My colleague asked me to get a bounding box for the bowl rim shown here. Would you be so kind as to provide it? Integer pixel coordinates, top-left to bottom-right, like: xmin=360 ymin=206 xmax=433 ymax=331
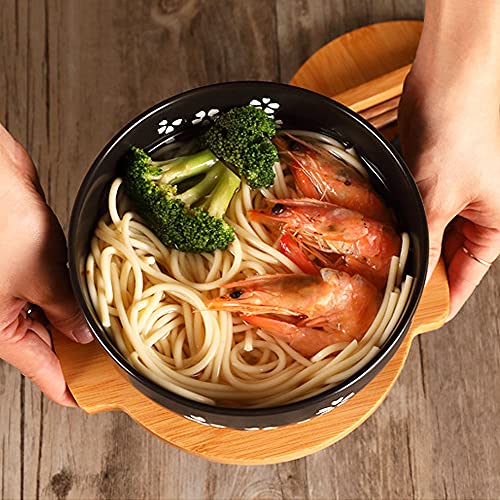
xmin=68 ymin=80 xmax=428 ymax=417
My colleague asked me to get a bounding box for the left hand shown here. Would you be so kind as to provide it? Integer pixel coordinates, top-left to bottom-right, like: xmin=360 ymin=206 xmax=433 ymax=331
xmin=399 ymin=67 xmax=500 ymax=320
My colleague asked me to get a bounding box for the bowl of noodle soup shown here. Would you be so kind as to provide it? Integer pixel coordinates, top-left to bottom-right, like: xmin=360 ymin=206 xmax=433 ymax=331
xmin=69 ymin=82 xmax=428 ymax=430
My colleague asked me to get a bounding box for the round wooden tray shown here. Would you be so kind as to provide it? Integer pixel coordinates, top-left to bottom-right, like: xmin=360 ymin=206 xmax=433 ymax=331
xmin=54 ymin=20 xmax=449 ymax=465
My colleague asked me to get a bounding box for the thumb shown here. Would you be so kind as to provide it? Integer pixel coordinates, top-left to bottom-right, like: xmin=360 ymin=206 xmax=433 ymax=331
xmin=425 ymin=219 xmax=444 ymax=284
xmin=24 ymin=206 xmax=93 ymax=344
xmin=413 ymin=178 xmax=451 ymax=285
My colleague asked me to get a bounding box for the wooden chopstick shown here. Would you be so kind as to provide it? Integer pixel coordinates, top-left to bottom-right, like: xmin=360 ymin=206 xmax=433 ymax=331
xmin=332 ymin=64 xmax=410 ymax=129
xmin=333 ymin=63 xmax=411 ymax=113
xmin=360 ymin=95 xmax=400 ymax=128
xmin=367 ymin=107 xmax=399 ymax=129
xmin=360 ymin=96 xmax=400 ymax=121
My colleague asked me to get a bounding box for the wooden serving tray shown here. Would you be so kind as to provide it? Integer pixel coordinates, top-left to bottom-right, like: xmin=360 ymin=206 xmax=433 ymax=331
xmin=54 ymin=20 xmax=449 ymax=465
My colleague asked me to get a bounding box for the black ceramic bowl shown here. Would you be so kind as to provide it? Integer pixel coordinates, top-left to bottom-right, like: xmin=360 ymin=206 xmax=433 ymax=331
xmin=69 ymin=82 xmax=428 ymax=430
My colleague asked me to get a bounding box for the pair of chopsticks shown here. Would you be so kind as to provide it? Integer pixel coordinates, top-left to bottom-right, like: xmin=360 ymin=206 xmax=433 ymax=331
xmin=333 ymin=64 xmax=411 ymax=129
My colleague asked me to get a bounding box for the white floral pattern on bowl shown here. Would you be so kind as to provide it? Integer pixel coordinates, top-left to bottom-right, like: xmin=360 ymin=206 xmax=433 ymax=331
xmin=191 ymin=108 xmax=220 ymax=126
xmin=184 ymin=414 xmax=211 ymax=426
xmin=157 ymin=118 xmax=184 ymax=135
xmin=156 ymin=98 xmax=284 ymax=138
xmin=315 ymin=392 xmax=355 ymax=416
xmin=180 ymin=390 xmax=356 ymax=429
xmin=249 ymin=97 xmax=283 ymax=126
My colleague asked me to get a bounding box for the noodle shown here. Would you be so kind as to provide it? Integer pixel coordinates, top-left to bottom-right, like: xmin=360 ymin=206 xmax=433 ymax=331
xmin=86 ymin=133 xmax=413 ymax=408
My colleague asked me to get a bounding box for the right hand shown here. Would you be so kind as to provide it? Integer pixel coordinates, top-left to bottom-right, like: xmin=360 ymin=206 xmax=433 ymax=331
xmin=0 ymin=123 xmax=93 ymax=406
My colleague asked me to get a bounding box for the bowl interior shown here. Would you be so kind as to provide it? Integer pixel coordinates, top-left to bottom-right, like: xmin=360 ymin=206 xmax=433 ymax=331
xmin=69 ymin=81 xmax=428 ymax=416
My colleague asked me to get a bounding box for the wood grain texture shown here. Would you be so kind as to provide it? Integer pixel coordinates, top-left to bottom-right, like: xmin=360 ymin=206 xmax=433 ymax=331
xmin=51 ymin=258 xmax=449 ymax=465
xmin=1 ymin=0 xmax=500 ymax=499
xmin=333 ymin=64 xmax=411 ymax=111
xmin=276 ymin=1 xmax=424 ymax=83
xmin=51 ymin=20 xmax=449 ymax=466
xmin=361 ymin=96 xmax=401 ymax=120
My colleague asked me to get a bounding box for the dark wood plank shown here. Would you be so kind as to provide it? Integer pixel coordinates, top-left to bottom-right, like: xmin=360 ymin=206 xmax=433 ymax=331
xmin=0 ymin=1 xmax=29 ymax=498
xmin=417 ymin=265 xmax=500 ymax=498
xmin=0 ymin=362 xmax=23 ymax=500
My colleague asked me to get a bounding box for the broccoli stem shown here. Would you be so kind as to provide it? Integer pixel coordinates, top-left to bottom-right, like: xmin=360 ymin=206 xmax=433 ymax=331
xmin=177 ymin=161 xmax=226 ymax=206
xmin=157 ymin=149 xmax=217 ymax=186
xmin=199 ymin=165 xmax=241 ymax=218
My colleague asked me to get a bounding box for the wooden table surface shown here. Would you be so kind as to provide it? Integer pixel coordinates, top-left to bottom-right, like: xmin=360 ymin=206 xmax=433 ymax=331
xmin=1 ymin=1 xmax=499 ymax=499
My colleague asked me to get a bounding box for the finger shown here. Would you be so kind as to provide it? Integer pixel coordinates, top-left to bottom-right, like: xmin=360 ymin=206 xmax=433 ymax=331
xmin=461 ymin=219 xmax=500 ymax=264
xmin=0 ymin=315 xmax=76 ymax=406
xmin=24 ymin=207 xmax=93 ymax=344
xmin=415 ymin=179 xmax=453 ymax=284
xmin=442 ymin=218 xmax=499 ymax=320
xmin=0 ymin=121 xmax=21 ymax=156
xmin=446 ymin=246 xmax=494 ymax=321
xmin=18 ymin=304 xmax=52 ymax=346
xmin=28 ymin=317 xmax=52 ymax=346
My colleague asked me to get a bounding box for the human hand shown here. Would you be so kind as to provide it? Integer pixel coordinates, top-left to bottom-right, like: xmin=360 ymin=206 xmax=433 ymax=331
xmin=399 ymin=62 xmax=500 ymax=320
xmin=0 ymin=123 xmax=93 ymax=406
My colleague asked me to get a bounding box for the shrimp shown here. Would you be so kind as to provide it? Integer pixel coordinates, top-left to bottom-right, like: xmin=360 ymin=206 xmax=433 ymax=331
xmin=207 ymin=268 xmax=381 ymax=357
xmin=248 ymin=198 xmax=401 ymax=286
xmin=278 ymin=231 xmax=321 ymax=275
xmin=274 ymin=133 xmax=393 ymax=223
xmin=278 ymin=230 xmax=388 ymax=288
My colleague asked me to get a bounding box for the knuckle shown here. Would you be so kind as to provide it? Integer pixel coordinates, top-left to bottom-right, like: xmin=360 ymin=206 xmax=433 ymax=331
xmin=36 ymin=283 xmax=60 ymax=304
xmin=0 ymin=316 xmax=26 ymax=345
xmin=25 ymin=204 xmax=53 ymax=238
xmin=48 ymin=305 xmax=81 ymax=331
xmin=6 ymin=140 xmax=35 ymax=173
xmin=428 ymin=245 xmax=441 ymax=257
xmin=25 ymin=352 xmax=60 ymax=384
xmin=425 ymin=202 xmax=453 ymax=229
xmin=11 ymin=199 xmax=52 ymax=251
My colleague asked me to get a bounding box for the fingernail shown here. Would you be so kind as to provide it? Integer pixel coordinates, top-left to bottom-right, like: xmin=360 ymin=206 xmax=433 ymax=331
xmin=71 ymin=324 xmax=94 ymax=344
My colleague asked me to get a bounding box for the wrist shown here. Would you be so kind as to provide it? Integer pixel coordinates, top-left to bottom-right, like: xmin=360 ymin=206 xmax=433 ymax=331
xmin=410 ymin=0 xmax=500 ymax=103
xmin=404 ymin=58 xmax=500 ymax=123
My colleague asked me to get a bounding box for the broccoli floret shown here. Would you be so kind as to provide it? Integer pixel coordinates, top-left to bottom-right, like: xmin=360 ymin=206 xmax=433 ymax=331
xmin=202 ymin=105 xmax=278 ymax=189
xmin=122 ymin=106 xmax=278 ymax=252
xmin=123 ymin=147 xmax=240 ymax=253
